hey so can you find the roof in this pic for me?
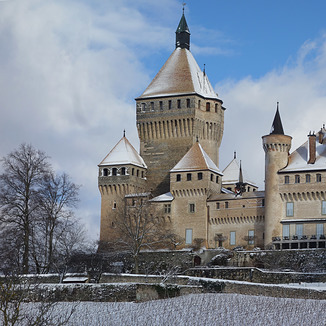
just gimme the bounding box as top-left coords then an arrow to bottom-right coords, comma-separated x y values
137,48 -> 218,100
171,142 -> 222,174
150,192 -> 174,202
176,12 -> 190,34
270,103 -> 284,135
99,136 -> 147,168
222,158 -> 257,187
208,190 -> 265,201
280,136 -> 326,173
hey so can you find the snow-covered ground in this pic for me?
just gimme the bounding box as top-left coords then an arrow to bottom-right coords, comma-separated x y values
18,293 -> 326,326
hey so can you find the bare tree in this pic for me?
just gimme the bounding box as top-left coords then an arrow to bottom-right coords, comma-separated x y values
106,195 -> 175,274
31,172 -> 80,273
0,144 -> 50,274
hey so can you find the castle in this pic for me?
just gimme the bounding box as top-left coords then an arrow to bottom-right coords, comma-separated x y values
98,12 -> 326,250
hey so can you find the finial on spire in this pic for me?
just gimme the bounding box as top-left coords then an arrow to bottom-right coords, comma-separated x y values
123,129 -> 126,137
183,2 -> 186,13
234,151 -> 236,159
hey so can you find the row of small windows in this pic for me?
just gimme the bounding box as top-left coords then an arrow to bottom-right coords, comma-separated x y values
176,173 -> 219,183
215,199 -> 264,210
286,200 -> 326,217
102,167 -> 145,178
284,174 -> 322,184
228,231 -> 254,246
139,99 -> 219,112
282,223 -> 325,239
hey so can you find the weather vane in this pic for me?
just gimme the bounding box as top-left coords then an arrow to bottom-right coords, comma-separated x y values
183,2 -> 186,12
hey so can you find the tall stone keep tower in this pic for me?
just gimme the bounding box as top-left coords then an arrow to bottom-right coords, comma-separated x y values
136,12 -> 225,195
262,104 -> 292,247
98,134 -> 147,244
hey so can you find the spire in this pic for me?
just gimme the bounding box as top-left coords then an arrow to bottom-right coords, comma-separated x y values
270,102 -> 284,135
235,160 -> 246,196
176,10 -> 190,50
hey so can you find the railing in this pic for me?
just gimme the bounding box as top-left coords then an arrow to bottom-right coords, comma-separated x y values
272,235 -> 326,242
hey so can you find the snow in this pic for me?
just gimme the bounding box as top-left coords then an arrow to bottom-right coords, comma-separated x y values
138,48 -> 219,100
222,158 -> 257,187
281,138 -> 326,172
17,293 -> 326,325
150,192 -> 174,202
99,136 -> 146,168
171,142 -> 222,174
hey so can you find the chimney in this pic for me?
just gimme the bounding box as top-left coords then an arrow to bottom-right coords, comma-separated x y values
308,132 -> 316,164
319,126 -> 325,144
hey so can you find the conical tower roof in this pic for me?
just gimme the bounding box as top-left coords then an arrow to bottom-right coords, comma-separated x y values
99,135 -> 146,168
270,102 -> 284,135
137,48 -> 218,100
171,142 -> 222,174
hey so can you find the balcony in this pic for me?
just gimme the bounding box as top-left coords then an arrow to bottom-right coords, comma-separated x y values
272,235 -> 326,250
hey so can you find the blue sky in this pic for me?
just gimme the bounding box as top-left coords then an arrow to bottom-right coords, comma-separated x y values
1,0 -> 326,240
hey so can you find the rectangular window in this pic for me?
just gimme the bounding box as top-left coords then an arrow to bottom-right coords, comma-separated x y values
286,202 -> 294,217
176,174 -> 181,182
216,176 -> 219,183
159,101 -> 163,110
150,102 -> 154,111
185,229 -> 193,244
262,199 -> 265,207
164,204 -> 171,214
141,103 -> 146,112
296,224 -> 303,237
177,99 -> 181,108
225,202 -> 229,209
215,103 -> 218,113
248,230 -> 254,245
210,174 -> 214,181
306,174 -> 311,183
317,224 -> 324,238
187,98 -> 190,108
295,175 -> 300,183
187,173 -> 192,181
284,176 -> 289,184
282,224 -> 290,239
168,100 -> 172,110
230,231 -> 236,245
189,203 -> 195,213
197,172 -> 203,180
206,102 -> 210,111
322,201 -> 326,215
216,202 -> 220,210
317,174 -> 322,182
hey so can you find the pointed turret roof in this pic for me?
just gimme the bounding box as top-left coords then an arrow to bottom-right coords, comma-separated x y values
170,142 -> 222,174
270,102 -> 284,135
175,11 -> 190,50
99,136 -> 146,168
222,158 -> 257,187
137,48 -> 218,99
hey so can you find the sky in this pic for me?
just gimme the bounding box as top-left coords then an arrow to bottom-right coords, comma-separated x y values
1,0 -> 326,240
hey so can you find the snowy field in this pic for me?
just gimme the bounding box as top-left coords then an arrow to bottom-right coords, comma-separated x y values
19,293 -> 326,326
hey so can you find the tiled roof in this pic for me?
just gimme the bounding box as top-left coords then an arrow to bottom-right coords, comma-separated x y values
137,48 -> 218,100
170,142 -> 222,174
99,136 -> 146,168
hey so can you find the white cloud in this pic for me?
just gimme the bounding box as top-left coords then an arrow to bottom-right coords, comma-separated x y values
218,34 -> 326,189
0,0 -> 177,240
